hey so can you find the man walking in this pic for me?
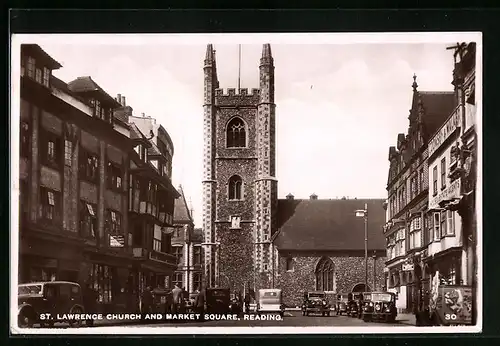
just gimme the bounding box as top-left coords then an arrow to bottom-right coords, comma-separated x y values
171,284 -> 183,314
141,286 -> 153,319
194,285 -> 205,322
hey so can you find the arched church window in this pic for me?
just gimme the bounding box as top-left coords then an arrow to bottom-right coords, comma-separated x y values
228,175 -> 243,200
226,117 -> 246,148
315,257 -> 334,291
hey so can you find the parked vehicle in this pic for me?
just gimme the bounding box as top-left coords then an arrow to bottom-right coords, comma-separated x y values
184,293 -> 198,313
205,288 -> 230,314
336,293 -> 349,315
347,292 -> 363,318
151,287 -> 172,314
361,291 -> 397,323
230,293 -> 243,315
302,291 -> 331,317
18,281 -> 86,328
256,289 -> 284,317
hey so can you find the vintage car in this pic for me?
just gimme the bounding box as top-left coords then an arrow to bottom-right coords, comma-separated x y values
184,293 -> 198,313
302,291 -> 331,316
205,288 -> 230,314
229,292 -> 243,315
18,281 -> 87,328
335,293 -> 349,315
347,292 -> 364,318
151,287 -> 172,313
361,291 -> 397,323
256,289 -> 284,317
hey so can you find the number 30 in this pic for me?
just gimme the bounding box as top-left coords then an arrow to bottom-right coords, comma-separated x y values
445,313 -> 457,320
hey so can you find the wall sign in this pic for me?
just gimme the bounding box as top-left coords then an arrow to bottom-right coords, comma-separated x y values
429,179 -> 461,210
428,110 -> 461,157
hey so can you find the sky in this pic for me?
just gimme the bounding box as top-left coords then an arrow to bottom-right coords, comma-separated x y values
14,34 -> 472,227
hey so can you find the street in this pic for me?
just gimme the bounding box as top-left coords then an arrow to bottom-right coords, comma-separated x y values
108,311 -> 411,328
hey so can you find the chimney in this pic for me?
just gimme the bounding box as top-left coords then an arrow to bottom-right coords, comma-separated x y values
122,96 -> 126,106
286,193 -> 294,200
310,193 -> 318,200
142,112 -> 146,118
117,94 -> 122,105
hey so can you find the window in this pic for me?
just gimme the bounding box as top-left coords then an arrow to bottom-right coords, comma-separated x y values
146,182 -> 157,203
64,140 -> 72,166
228,175 -> 243,200
441,157 -> 447,189
286,257 -> 294,271
193,273 -> 202,291
419,168 -> 424,193
447,210 -> 455,236
409,217 -> 422,250
35,68 -> 42,83
107,162 -> 123,191
39,187 -> 61,224
27,57 -> 35,78
172,272 -> 183,288
387,236 -> 396,260
94,100 -> 101,119
401,185 -> 406,207
226,117 -> 246,148
43,67 -> 50,87
106,210 -> 121,235
173,246 -> 183,265
79,149 -> 99,182
153,227 -> 162,252
20,121 -> 30,158
315,257 -> 334,291
89,264 -> 113,303
433,212 -> 441,241
395,228 -> 406,257
41,131 -> 62,168
194,246 -> 202,265
80,201 -> 97,239
440,210 -> 447,237
432,166 -> 438,196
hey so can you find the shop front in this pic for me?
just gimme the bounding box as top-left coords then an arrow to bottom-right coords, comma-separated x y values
424,248 -> 462,287
82,249 -> 134,314
19,231 -> 83,284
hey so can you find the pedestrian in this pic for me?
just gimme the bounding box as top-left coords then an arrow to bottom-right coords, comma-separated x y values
83,283 -> 98,327
141,286 -> 153,319
244,291 -> 250,314
171,284 -> 183,314
194,285 -> 205,322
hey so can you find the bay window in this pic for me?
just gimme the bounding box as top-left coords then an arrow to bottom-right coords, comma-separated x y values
440,210 -> 447,237
447,210 -> 456,236
433,212 -> 441,241
194,246 -> 202,265
79,149 -> 99,183
107,162 -> 123,191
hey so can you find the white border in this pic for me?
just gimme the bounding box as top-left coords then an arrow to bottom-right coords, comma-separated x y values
10,32 -> 483,335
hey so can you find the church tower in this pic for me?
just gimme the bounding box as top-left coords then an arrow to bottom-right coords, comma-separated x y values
202,44 -> 277,292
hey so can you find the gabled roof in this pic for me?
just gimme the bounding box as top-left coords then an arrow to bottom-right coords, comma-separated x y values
129,123 -> 152,146
274,198 -> 386,251
174,185 -> 193,224
22,44 -> 62,70
67,76 -> 121,108
418,91 -> 457,138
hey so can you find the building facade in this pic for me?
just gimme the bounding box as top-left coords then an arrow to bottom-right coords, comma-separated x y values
384,75 -> 457,313
202,44 -> 387,303
18,44 -> 178,313
171,187 -> 204,293
425,42 -> 477,323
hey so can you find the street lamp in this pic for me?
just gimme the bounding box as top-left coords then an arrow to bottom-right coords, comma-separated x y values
355,203 -> 368,292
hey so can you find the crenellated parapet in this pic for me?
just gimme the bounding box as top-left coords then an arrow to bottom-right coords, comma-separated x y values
215,88 -> 260,106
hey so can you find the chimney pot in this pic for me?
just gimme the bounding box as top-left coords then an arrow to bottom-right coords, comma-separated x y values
117,94 -> 122,105
122,96 -> 126,106
286,193 -> 294,200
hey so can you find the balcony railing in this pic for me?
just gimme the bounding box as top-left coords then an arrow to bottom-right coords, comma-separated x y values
149,250 -> 176,264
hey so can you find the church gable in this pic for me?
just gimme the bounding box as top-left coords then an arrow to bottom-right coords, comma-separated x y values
274,198 -> 386,251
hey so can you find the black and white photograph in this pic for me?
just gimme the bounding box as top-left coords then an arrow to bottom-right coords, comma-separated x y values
9,32 -> 482,334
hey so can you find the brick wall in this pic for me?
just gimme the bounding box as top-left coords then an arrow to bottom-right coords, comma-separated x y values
277,253 -> 387,307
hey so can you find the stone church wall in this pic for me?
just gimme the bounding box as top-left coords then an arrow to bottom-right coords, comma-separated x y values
277,253 -> 387,307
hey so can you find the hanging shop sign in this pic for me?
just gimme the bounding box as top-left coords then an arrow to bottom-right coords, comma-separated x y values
109,235 -> 125,248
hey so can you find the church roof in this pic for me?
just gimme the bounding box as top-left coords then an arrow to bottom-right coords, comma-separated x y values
274,198 -> 386,251
174,185 -> 193,224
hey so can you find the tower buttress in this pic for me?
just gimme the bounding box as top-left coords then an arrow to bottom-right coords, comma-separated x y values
202,44 -> 218,286
255,43 -> 278,284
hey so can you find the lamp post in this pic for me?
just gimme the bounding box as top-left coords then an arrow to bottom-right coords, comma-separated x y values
356,203 -> 368,292
372,251 -> 377,291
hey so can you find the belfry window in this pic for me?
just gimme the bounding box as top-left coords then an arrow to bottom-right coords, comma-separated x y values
228,175 -> 243,200
315,257 -> 334,292
226,118 -> 246,148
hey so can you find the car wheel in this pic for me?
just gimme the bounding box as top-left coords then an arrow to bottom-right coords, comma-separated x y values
18,310 -> 35,328
302,311 -> 305,316
327,312 -> 331,317
321,312 -> 325,317
68,307 -> 84,328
